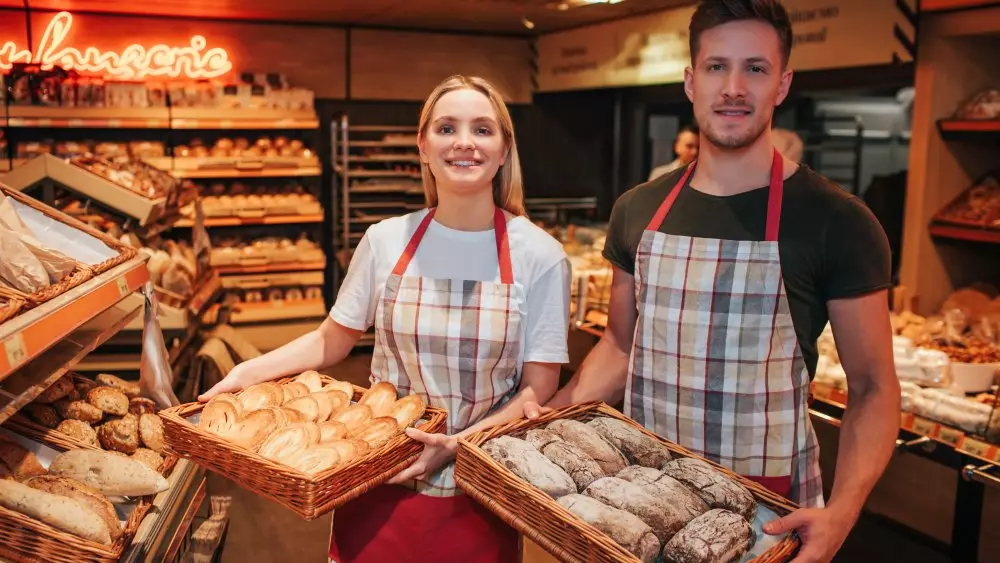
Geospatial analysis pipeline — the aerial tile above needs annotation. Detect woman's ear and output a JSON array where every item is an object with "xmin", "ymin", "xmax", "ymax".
[{"xmin": 418, "ymin": 133, "xmax": 429, "ymax": 164}]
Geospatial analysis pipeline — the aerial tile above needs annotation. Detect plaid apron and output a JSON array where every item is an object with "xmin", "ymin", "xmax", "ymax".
[
  {"xmin": 624, "ymin": 149, "xmax": 824, "ymax": 508},
  {"xmin": 329, "ymin": 207, "xmax": 522, "ymax": 563}
]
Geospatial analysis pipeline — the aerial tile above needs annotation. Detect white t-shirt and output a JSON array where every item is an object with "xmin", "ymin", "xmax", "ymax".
[{"xmin": 330, "ymin": 209, "xmax": 572, "ymax": 366}]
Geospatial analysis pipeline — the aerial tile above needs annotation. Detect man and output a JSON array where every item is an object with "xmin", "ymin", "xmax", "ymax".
[
  {"xmin": 527, "ymin": 0, "xmax": 900, "ymax": 561},
  {"xmin": 648, "ymin": 125, "xmax": 699, "ymax": 181}
]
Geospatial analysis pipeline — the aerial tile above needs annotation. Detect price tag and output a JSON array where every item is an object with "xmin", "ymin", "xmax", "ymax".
[
  {"xmin": 115, "ymin": 276, "xmax": 129, "ymax": 296},
  {"xmin": 960, "ymin": 438, "xmax": 992, "ymax": 460},
  {"xmin": 912, "ymin": 418, "xmax": 936, "ymax": 436},
  {"xmin": 936, "ymin": 426, "xmax": 963, "ymax": 446},
  {"xmin": 3, "ymin": 333, "xmax": 27, "ymax": 369}
]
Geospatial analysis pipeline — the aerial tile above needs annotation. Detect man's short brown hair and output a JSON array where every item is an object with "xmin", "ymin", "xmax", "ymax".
[{"xmin": 689, "ymin": 0, "xmax": 794, "ymax": 67}]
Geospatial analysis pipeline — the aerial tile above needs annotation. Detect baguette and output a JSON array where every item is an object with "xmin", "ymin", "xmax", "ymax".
[
  {"xmin": 24, "ymin": 475, "xmax": 122, "ymax": 541},
  {"xmin": 660, "ymin": 458, "xmax": 757, "ymax": 523},
  {"xmin": 584, "ymin": 476, "xmax": 690, "ymax": 544},
  {"xmin": 482, "ymin": 436, "xmax": 575, "ymax": 498},
  {"xmin": 546, "ymin": 419, "xmax": 628, "ymax": 476},
  {"xmin": 661, "ymin": 509, "xmax": 755, "ymax": 563},
  {"xmin": 0, "ymin": 479, "xmax": 112, "ymax": 545},
  {"xmin": 48, "ymin": 450, "xmax": 169, "ymax": 497},
  {"xmin": 557, "ymin": 494, "xmax": 659, "ymax": 563},
  {"xmin": 587, "ymin": 416, "xmax": 672, "ymax": 468}
]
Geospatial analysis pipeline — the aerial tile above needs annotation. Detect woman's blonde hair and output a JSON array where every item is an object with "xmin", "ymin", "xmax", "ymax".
[{"xmin": 417, "ymin": 75, "xmax": 526, "ymax": 216}]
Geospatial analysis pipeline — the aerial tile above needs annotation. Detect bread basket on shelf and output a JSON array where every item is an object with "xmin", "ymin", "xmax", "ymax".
[
  {"xmin": 455, "ymin": 402, "xmax": 801, "ymax": 563},
  {"xmin": 158, "ymin": 374, "xmax": 447, "ymax": 520},
  {"xmin": 0, "ymin": 289, "xmax": 25, "ymax": 324}
]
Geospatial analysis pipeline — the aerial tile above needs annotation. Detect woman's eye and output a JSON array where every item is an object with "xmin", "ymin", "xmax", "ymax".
[
  {"xmin": 438, "ymin": 124, "xmax": 454, "ymax": 134},
  {"xmin": 476, "ymin": 127, "xmax": 492, "ymax": 135}
]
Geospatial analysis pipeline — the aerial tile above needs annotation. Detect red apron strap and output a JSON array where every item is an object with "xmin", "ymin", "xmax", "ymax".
[
  {"xmin": 390, "ymin": 207, "xmax": 514, "ymax": 284},
  {"xmin": 765, "ymin": 148, "xmax": 784, "ymax": 242},
  {"xmin": 646, "ymin": 161, "xmax": 697, "ymax": 231}
]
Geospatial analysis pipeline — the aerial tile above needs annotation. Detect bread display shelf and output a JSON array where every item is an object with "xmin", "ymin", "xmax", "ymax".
[
  {"xmin": 119, "ymin": 459, "xmax": 205, "ymax": 563},
  {"xmin": 170, "ymin": 156, "xmax": 320, "ymax": 172},
  {"xmin": 173, "ymin": 214, "xmax": 324, "ymax": 228},
  {"xmin": 348, "ymin": 125, "xmax": 418, "ymax": 133},
  {"xmin": 171, "ymin": 167, "xmax": 322, "ymax": 179},
  {"xmin": 220, "ymin": 270, "xmax": 324, "ymax": 290},
  {"xmin": 202, "ymin": 298, "xmax": 327, "ymax": 325},
  {"xmin": 455, "ymin": 402, "xmax": 800, "ymax": 563},
  {"xmin": 214, "ymin": 259, "xmax": 325, "ymax": 275},
  {"xmin": 0, "ymin": 298, "xmax": 141, "ymax": 425},
  {"xmin": 158, "ymin": 377, "xmax": 447, "ymax": 520},
  {"xmin": 929, "ymin": 223, "xmax": 1000, "ymax": 244},
  {"xmin": 348, "ymin": 155, "xmax": 422, "ymax": 163},
  {"xmin": 2, "ymin": 155, "xmax": 168, "ymax": 226},
  {"xmin": 922, "ymin": 0, "xmax": 1000, "ymax": 11},
  {"xmin": 170, "ymin": 108, "xmax": 319, "ymax": 130},
  {"xmin": 5, "ymin": 106, "xmax": 170, "ymax": 129},
  {"xmin": 348, "ymin": 140, "xmax": 417, "ymax": 148},
  {"xmin": 0, "ymin": 256, "xmax": 148, "ymax": 381},
  {"xmin": 336, "ymin": 169, "xmax": 420, "ymax": 179}
]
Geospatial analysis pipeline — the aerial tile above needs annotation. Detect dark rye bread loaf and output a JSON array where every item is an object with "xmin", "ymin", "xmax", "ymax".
[
  {"xmin": 539, "ymin": 439, "xmax": 605, "ymax": 492},
  {"xmin": 546, "ymin": 419, "xmax": 628, "ymax": 476},
  {"xmin": 661, "ymin": 509, "xmax": 755, "ymax": 563},
  {"xmin": 524, "ymin": 429, "xmax": 563, "ymax": 451},
  {"xmin": 660, "ymin": 458, "xmax": 757, "ymax": 523},
  {"xmin": 557, "ymin": 494, "xmax": 660, "ymax": 563},
  {"xmin": 481, "ymin": 436, "xmax": 576, "ymax": 498},
  {"xmin": 616, "ymin": 466, "xmax": 709, "ymax": 524},
  {"xmin": 584, "ymin": 476, "xmax": 690, "ymax": 545},
  {"xmin": 587, "ymin": 416, "xmax": 673, "ymax": 468}
]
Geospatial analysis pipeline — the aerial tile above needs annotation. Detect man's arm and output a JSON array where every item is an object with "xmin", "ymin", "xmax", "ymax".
[
  {"xmin": 825, "ymin": 289, "xmax": 900, "ymax": 519},
  {"xmin": 545, "ymin": 266, "xmax": 638, "ymax": 409}
]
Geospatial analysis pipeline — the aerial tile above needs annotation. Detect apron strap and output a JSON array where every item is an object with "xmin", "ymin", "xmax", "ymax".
[
  {"xmin": 645, "ymin": 148, "xmax": 785, "ymax": 242},
  {"xmin": 390, "ymin": 207, "xmax": 514, "ymax": 284}
]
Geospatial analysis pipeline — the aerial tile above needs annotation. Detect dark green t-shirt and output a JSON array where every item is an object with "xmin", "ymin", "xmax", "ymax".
[{"xmin": 603, "ymin": 164, "xmax": 892, "ymax": 377}]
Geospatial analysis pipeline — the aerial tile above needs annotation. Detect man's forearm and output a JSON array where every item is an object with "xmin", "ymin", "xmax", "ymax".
[
  {"xmin": 827, "ymin": 377, "xmax": 900, "ymax": 518},
  {"xmin": 547, "ymin": 337, "xmax": 630, "ymax": 409}
]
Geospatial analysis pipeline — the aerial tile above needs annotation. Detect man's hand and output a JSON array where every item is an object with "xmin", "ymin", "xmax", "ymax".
[
  {"xmin": 387, "ymin": 428, "xmax": 458, "ymax": 484},
  {"xmin": 198, "ymin": 363, "xmax": 254, "ymax": 402},
  {"xmin": 764, "ymin": 507, "xmax": 855, "ymax": 563}
]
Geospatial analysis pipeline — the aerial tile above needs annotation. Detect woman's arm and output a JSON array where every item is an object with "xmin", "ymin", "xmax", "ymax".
[{"xmin": 458, "ymin": 361, "xmax": 560, "ymax": 438}]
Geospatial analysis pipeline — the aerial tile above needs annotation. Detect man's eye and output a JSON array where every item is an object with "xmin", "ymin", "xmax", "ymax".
[{"xmin": 749, "ymin": 65, "xmax": 766, "ymax": 73}]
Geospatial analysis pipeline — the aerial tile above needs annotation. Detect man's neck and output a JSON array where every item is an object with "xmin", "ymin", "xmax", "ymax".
[{"xmin": 691, "ymin": 131, "xmax": 775, "ymax": 197}]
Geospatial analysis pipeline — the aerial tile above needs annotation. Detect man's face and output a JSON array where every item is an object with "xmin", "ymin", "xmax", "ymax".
[
  {"xmin": 674, "ymin": 131, "xmax": 699, "ymax": 163},
  {"xmin": 685, "ymin": 20, "xmax": 792, "ymax": 150}
]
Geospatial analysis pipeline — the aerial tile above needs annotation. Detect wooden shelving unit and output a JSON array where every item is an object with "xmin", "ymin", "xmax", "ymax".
[
  {"xmin": 928, "ymin": 222, "xmax": 1000, "ymax": 244},
  {"xmin": 936, "ymin": 118, "xmax": 1000, "ymax": 139},
  {"xmin": 6, "ymin": 106, "xmax": 171, "ymax": 129}
]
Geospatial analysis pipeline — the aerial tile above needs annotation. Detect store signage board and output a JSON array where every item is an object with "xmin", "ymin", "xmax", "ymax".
[
  {"xmin": 0, "ymin": 11, "xmax": 233, "ymax": 79},
  {"xmin": 536, "ymin": 0, "xmax": 916, "ymax": 92}
]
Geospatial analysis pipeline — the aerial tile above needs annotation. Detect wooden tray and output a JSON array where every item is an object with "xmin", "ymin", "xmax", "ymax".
[
  {"xmin": 159, "ymin": 376, "xmax": 447, "ymax": 520},
  {"xmin": 455, "ymin": 402, "xmax": 801, "ymax": 563}
]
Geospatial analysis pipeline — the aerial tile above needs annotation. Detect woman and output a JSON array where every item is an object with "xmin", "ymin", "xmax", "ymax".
[{"xmin": 200, "ymin": 75, "xmax": 571, "ymax": 562}]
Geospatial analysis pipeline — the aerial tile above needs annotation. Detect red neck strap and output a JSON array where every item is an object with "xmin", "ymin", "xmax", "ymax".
[
  {"xmin": 646, "ymin": 148, "xmax": 785, "ymax": 242},
  {"xmin": 391, "ymin": 207, "xmax": 514, "ymax": 284}
]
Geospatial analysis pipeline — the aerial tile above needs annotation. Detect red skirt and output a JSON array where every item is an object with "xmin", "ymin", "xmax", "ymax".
[{"xmin": 328, "ymin": 484, "xmax": 520, "ymax": 563}]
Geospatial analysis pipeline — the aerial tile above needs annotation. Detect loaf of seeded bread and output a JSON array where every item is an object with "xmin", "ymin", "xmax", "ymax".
[
  {"xmin": 481, "ymin": 436, "xmax": 576, "ymax": 498},
  {"xmin": 660, "ymin": 458, "xmax": 758, "ymax": 523},
  {"xmin": 587, "ymin": 417, "xmax": 673, "ymax": 468},
  {"xmin": 557, "ymin": 494, "xmax": 660, "ymax": 563},
  {"xmin": 546, "ymin": 419, "xmax": 628, "ymax": 476},
  {"xmin": 661, "ymin": 509, "xmax": 755, "ymax": 563},
  {"xmin": 616, "ymin": 466, "xmax": 709, "ymax": 525},
  {"xmin": 585, "ymin": 476, "xmax": 696, "ymax": 545}
]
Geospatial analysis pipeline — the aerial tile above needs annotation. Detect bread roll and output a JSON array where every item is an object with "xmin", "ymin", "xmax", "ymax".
[
  {"xmin": 87, "ymin": 386, "xmax": 129, "ymax": 416},
  {"xmin": 660, "ymin": 458, "xmax": 757, "ymax": 523},
  {"xmin": 54, "ymin": 399, "xmax": 103, "ymax": 424},
  {"xmin": 95, "ymin": 374, "xmax": 140, "ymax": 399},
  {"xmin": 48, "ymin": 450, "xmax": 169, "ymax": 497},
  {"xmin": 557, "ymin": 494, "xmax": 660, "ymax": 563},
  {"xmin": 616, "ymin": 466, "xmax": 709, "ymax": 524},
  {"xmin": 294, "ymin": 370, "xmax": 324, "ymax": 393},
  {"xmin": 98, "ymin": 415, "xmax": 140, "ymax": 454},
  {"xmin": 661, "ymin": 509, "xmax": 755, "ymax": 563},
  {"xmin": 281, "ymin": 382, "xmax": 310, "ymax": 403},
  {"xmin": 482, "ymin": 436, "xmax": 575, "ymax": 498},
  {"xmin": 257, "ymin": 423, "xmax": 320, "ymax": 462},
  {"xmin": 587, "ymin": 417, "xmax": 672, "ymax": 469},
  {"xmin": 388, "ymin": 395, "xmax": 426, "ymax": 429},
  {"xmin": 284, "ymin": 396, "xmax": 320, "ymax": 422},
  {"xmin": 359, "ymin": 381, "xmax": 397, "ymax": 417},
  {"xmin": 139, "ymin": 413, "xmax": 165, "ymax": 453},
  {"xmin": 524, "ymin": 429, "xmax": 564, "ymax": 451},
  {"xmin": 24, "ymin": 475, "xmax": 122, "ymax": 540},
  {"xmin": 332, "ymin": 404, "xmax": 373, "ymax": 434},
  {"xmin": 35, "ymin": 375, "xmax": 75, "ymax": 404},
  {"xmin": 0, "ymin": 479, "xmax": 111, "ymax": 545},
  {"xmin": 238, "ymin": 382, "xmax": 284, "ymax": 411},
  {"xmin": 131, "ymin": 448, "xmax": 164, "ymax": 471},
  {"xmin": 0, "ymin": 438, "xmax": 46, "ymax": 480},
  {"xmin": 24, "ymin": 404, "xmax": 60, "ymax": 429},
  {"xmin": 57, "ymin": 419, "xmax": 99, "ymax": 447},
  {"xmin": 128, "ymin": 398, "xmax": 157, "ymax": 416},
  {"xmin": 323, "ymin": 380, "xmax": 356, "ymax": 401},
  {"xmin": 546, "ymin": 419, "xmax": 628, "ymax": 476},
  {"xmin": 287, "ymin": 446, "xmax": 341, "ymax": 474},
  {"xmin": 585, "ymin": 476, "xmax": 691, "ymax": 544},
  {"xmin": 75, "ymin": 378, "xmax": 99, "ymax": 398},
  {"xmin": 318, "ymin": 421, "xmax": 349, "ymax": 442},
  {"xmin": 349, "ymin": 417, "xmax": 401, "ymax": 448}
]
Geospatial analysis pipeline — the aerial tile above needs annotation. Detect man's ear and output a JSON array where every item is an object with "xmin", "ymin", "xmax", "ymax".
[
  {"xmin": 684, "ymin": 66, "xmax": 695, "ymax": 104},
  {"xmin": 776, "ymin": 69, "xmax": 794, "ymax": 106}
]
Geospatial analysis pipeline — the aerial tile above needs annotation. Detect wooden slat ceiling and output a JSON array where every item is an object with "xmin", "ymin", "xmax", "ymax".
[{"xmin": 18, "ymin": 0, "xmax": 693, "ymax": 34}]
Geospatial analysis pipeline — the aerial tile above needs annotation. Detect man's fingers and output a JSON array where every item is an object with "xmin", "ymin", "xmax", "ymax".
[{"xmin": 763, "ymin": 510, "xmax": 808, "ymax": 535}]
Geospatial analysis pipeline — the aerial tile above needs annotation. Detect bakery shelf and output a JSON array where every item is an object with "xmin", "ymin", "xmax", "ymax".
[
  {"xmin": 347, "ymin": 155, "xmax": 422, "ymax": 163},
  {"xmin": 202, "ymin": 297, "xmax": 327, "ymax": 325},
  {"xmin": 937, "ymin": 118, "xmax": 1000, "ymax": 139},
  {"xmin": 214, "ymin": 259, "xmax": 326, "ymax": 275},
  {"xmin": 339, "ymin": 169, "xmax": 420, "ymax": 179},
  {"xmin": 0, "ymin": 296, "xmax": 141, "ymax": 425},
  {"xmin": 348, "ymin": 140, "xmax": 417, "ymax": 148},
  {"xmin": 173, "ymin": 213, "xmax": 323, "ymax": 228},
  {"xmin": 171, "ymin": 107, "xmax": 319, "ymax": 130},
  {"xmin": 349, "ymin": 185, "xmax": 423, "ymax": 195},
  {"xmin": 0, "ymin": 256, "xmax": 149, "ymax": 380},
  {"xmin": 348, "ymin": 125, "xmax": 418, "ymax": 133},
  {"xmin": 929, "ymin": 222, "xmax": 1000, "ymax": 244},
  {"xmin": 2, "ymin": 154, "xmax": 170, "ymax": 226},
  {"xmin": 220, "ymin": 270, "xmax": 325, "ymax": 289},
  {"xmin": 921, "ymin": 0, "xmax": 1000, "ymax": 11},
  {"xmin": 5, "ymin": 106, "xmax": 171, "ymax": 128},
  {"xmin": 172, "ymin": 167, "xmax": 322, "ymax": 179},
  {"xmin": 121, "ymin": 459, "xmax": 207, "ymax": 563},
  {"xmin": 171, "ymin": 156, "xmax": 320, "ymax": 171}
]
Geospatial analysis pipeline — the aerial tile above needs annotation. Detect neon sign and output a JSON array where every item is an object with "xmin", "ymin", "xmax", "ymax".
[{"xmin": 0, "ymin": 11, "xmax": 233, "ymax": 80}]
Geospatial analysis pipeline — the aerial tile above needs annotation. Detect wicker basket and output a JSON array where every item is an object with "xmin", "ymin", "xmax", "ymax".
[
  {"xmin": 159, "ymin": 376, "xmax": 448, "ymax": 520},
  {"xmin": 0, "ymin": 290, "xmax": 25, "ymax": 324},
  {"xmin": 455, "ymin": 402, "xmax": 802, "ymax": 563},
  {"xmin": 0, "ymin": 492, "xmax": 151, "ymax": 563}
]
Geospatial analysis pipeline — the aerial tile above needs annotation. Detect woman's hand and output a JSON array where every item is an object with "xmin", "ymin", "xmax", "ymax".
[
  {"xmin": 198, "ymin": 362, "xmax": 256, "ymax": 402},
  {"xmin": 387, "ymin": 428, "xmax": 459, "ymax": 484}
]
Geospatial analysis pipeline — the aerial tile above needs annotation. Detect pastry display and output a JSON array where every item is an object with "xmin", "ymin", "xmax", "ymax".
[
  {"xmin": 0, "ymin": 193, "xmax": 81, "ymax": 295},
  {"xmin": 933, "ymin": 174, "xmax": 1000, "ymax": 230},
  {"xmin": 210, "ymin": 232, "xmax": 323, "ymax": 267},
  {"xmin": 198, "ymin": 373, "xmax": 426, "ymax": 475},
  {"xmin": 480, "ymin": 415, "xmax": 767, "ymax": 563},
  {"xmin": 71, "ymin": 156, "xmax": 180, "ymax": 201},
  {"xmin": 952, "ymin": 88, "xmax": 1000, "ymax": 120},
  {"xmin": 173, "ymin": 135, "xmax": 317, "ymax": 162}
]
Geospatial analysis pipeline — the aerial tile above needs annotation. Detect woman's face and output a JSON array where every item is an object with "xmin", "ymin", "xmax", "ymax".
[{"xmin": 420, "ymin": 88, "xmax": 507, "ymax": 195}]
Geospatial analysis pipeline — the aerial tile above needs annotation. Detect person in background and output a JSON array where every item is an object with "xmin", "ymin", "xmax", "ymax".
[
  {"xmin": 526, "ymin": 0, "xmax": 900, "ymax": 561},
  {"xmin": 201, "ymin": 75, "xmax": 571, "ymax": 563},
  {"xmin": 772, "ymin": 126, "xmax": 804, "ymax": 161},
  {"xmin": 648, "ymin": 124, "xmax": 700, "ymax": 180}
]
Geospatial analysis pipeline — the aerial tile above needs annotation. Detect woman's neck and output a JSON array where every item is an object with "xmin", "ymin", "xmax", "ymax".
[{"xmin": 433, "ymin": 186, "xmax": 496, "ymax": 231}]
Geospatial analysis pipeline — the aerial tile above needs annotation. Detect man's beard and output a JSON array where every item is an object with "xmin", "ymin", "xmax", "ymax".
[{"xmin": 701, "ymin": 110, "xmax": 771, "ymax": 150}]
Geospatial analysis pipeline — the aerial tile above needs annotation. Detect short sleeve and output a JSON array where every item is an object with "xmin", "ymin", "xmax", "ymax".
[
  {"xmin": 523, "ymin": 259, "xmax": 572, "ymax": 364},
  {"xmin": 821, "ymin": 197, "xmax": 893, "ymax": 301},
  {"xmin": 329, "ymin": 234, "xmax": 377, "ymax": 330},
  {"xmin": 602, "ymin": 191, "xmax": 636, "ymax": 275}
]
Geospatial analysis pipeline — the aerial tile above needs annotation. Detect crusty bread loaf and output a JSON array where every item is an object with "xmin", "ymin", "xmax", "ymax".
[
  {"xmin": 35, "ymin": 375, "xmax": 75, "ymax": 404},
  {"xmin": 616, "ymin": 466, "xmax": 709, "ymax": 525},
  {"xmin": 0, "ymin": 438, "xmax": 46, "ymax": 480},
  {"xmin": 661, "ymin": 458, "xmax": 757, "ymax": 523},
  {"xmin": 24, "ymin": 475, "xmax": 122, "ymax": 540},
  {"xmin": 547, "ymin": 419, "xmax": 628, "ymax": 476},
  {"xmin": 587, "ymin": 417, "xmax": 672, "ymax": 468},
  {"xmin": 538, "ymin": 440, "xmax": 605, "ymax": 492},
  {"xmin": 661, "ymin": 509, "xmax": 755, "ymax": 563},
  {"xmin": 87, "ymin": 386, "xmax": 129, "ymax": 416},
  {"xmin": 293, "ymin": 370, "xmax": 324, "ymax": 393},
  {"xmin": 524, "ymin": 429, "xmax": 563, "ymax": 451},
  {"xmin": 482, "ymin": 436, "xmax": 575, "ymax": 498},
  {"xmin": 0, "ymin": 479, "xmax": 112, "ymax": 545},
  {"xmin": 584, "ymin": 476, "xmax": 692, "ymax": 544},
  {"xmin": 24, "ymin": 404, "xmax": 60, "ymax": 429},
  {"xmin": 48, "ymin": 450, "xmax": 168, "ymax": 497},
  {"xmin": 557, "ymin": 494, "xmax": 660, "ymax": 563}
]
